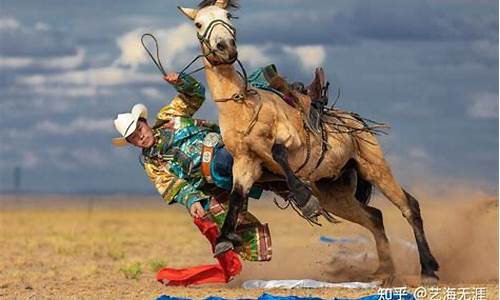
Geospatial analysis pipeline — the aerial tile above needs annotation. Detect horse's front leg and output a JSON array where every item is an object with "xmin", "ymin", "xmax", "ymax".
[
  {"xmin": 214, "ymin": 155, "xmax": 262, "ymax": 257},
  {"xmin": 271, "ymin": 143, "xmax": 321, "ymax": 219}
]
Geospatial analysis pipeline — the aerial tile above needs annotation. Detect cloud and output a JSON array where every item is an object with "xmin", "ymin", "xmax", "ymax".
[
  {"xmin": 14, "ymin": 23, "xmax": 199, "ymax": 88},
  {"xmin": 35, "ymin": 118, "xmax": 114, "ymax": 135},
  {"xmin": 282, "ymin": 45, "xmax": 326, "ymax": 72},
  {"xmin": 17, "ymin": 66, "xmax": 157, "ymax": 86},
  {"xmin": 114, "ymin": 23, "xmax": 198, "ymax": 70},
  {"xmin": 71, "ymin": 147, "xmax": 109, "ymax": 168},
  {"xmin": 140, "ymin": 87, "xmax": 163, "ymax": 99},
  {"xmin": 466, "ymin": 92, "xmax": 499, "ymax": 119},
  {"xmin": 0, "ymin": 57, "xmax": 32, "ymax": 68},
  {"xmin": 21, "ymin": 151, "xmax": 39, "ymax": 168},
  {"xmin": 239, "ymin": 9, "xmax": 353, "ymax": 46},
  {"xmin": 0, "ymin": 17, "xmax": 77, "ymax": 57},
  {"xmin": 0, "ymin": 18, "xmax": 20, "ymax": 30},
  {"xmin": 237, "ymin": 44, "xmax": 273, "ymax": 68},
  {"xmin": 408, "ymin": 147, "xmax": 431, "ymax": 161},
  {"xmin": 415, "ymin": 39, "xmax": 498, "ymax": 68},
  {"xmin": 0, "ymin": 48, "xmax": 86, "ymax": 70},
  {"xmin": 30, "ymin": 85, "xmax": 110, "ymax": 98},
  {"xmin": 115, "ymin": 28, "xmax": 150, "ymax": 69},
  {"xmin": 470, "ymin": 40, "xmax": 498, "ymax": 66},
  {"xmin": 34, "ymin": 22, "xmax": 50, "ymax": 32},
  {"xmin": 39, "ymin": 48, "xmax": 86, "ymax": 70},
  {"xmin": 385, "ymin": 148, "xmax": 433, "ymax": 186}
]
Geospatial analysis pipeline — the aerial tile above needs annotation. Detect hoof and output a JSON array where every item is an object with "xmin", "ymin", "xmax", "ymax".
[
  {"xmin": 429, "ymin": 257, "xmax": 440, "ymax": 271},
  {"xmin": 421, "ymin": 273, "xmax": 439, "ymax": 285},
  {"xmin": 299, "ymin": 194, "xmax": 321, "ymax": 218},
  {"xmin": 214, "ymin": 240, "xmax": 234, "ymax": 257},
  {"xmin": 380, "ymin": 274, "xmax": 397, "ymax": 287}
]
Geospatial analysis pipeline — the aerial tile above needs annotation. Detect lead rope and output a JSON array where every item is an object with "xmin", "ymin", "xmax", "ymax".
[
  {"xmin": 141, "ymin": 33, "xmax": 167, "ymax": 76},
  {"xmin": 141, "ymin": 33, "xmax": 211, "ymax": 79}
]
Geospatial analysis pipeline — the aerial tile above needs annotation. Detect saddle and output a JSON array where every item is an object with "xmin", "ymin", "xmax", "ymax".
[
  {"xmin": 307, "ymin": 67, "xmax": 329, "ymax": 131},
  {"xmin": 268, "ymin": 67, "xmax": 329, "ymax": 132}
]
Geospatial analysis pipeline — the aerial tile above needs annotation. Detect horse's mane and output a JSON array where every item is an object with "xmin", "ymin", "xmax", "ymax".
[{"xmin": 197, "ymin": 0, "xmax": 239, "ymax": 10}]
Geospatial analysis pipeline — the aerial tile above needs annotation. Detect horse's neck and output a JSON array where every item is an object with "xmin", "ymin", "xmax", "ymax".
[{"xmin": 204, "ymin": 60, "xmax": 244, "ymax": 102}]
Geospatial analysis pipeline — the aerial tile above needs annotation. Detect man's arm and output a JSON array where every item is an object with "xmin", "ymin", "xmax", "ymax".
[
  {"xmin": 156, "ymin": 73, "xmax": 206, "ymax": 120},
  {"xmin": 143, "ymin": 161, "xmax": 209, "ymax": 212}
]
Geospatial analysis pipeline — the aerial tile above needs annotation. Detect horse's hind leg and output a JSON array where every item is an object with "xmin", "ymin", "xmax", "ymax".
[
  {"xmin": 315, "ymin": 177, "xmax": 395, "ymax": 275},
  {"xmin": 358, "ymin": 159, "xmax": 439, "ymax": 281}
]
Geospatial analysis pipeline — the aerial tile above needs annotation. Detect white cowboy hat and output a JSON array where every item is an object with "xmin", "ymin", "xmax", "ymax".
[{"xmin": 112, "ymin": 103, "xmax": 148, "ymax": 147}]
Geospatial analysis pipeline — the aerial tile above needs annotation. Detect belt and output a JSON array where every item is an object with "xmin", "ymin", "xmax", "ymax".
[{"xmin": 201, "ymin": 133, "xmax": 222, "ymax": 183}]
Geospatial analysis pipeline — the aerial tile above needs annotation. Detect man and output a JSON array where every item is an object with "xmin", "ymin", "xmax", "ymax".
[{"xmin": 112, "ymin": 72, "xmax": 271, "ymax": 266}]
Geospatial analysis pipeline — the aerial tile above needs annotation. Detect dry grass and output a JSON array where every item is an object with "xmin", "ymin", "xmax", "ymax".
[{"xmin": 0, "ymin": 193, "xmax": 497, "ymax": 299}]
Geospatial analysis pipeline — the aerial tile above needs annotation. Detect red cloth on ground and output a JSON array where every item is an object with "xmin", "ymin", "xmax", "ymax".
[{"xmin": 156, "ymin": 217, "xmax": 242, "ymax": 286}]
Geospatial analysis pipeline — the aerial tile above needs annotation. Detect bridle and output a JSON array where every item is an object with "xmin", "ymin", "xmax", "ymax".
[
  {"xmin": 170, "ymin": 16, "xmax": 253, "ymax": 105},
  {"xmin": 196, "ymin": 19, "xmax": 237, "ymax": 65}
]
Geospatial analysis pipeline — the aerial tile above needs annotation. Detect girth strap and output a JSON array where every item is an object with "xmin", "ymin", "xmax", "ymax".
[
  {"xmin": 294, "ymin": 119, "xmax": 329, "ymax": 177},
  {"xmin": 294, "ymin": 128, "xmax": 311, "ymax": 175}
]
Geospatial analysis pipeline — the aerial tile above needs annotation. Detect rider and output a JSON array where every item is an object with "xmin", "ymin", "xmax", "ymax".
[{"xmin": 112, "ymin": 72, "xmax": 270, "ymax": 260}]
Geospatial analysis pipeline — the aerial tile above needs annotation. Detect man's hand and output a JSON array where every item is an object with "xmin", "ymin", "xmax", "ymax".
[
  {"xmin": 164, "ymin": 72, "xmax": 182, "ymax": 85},
  {"xmin": 190, "ymin": 202, "xmax": 206, "ymax": 218}
]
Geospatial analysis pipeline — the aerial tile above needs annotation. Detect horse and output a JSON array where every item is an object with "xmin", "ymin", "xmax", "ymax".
[{"xmin": 177, "ymin": 0, "xmax": 439, "ymax": 282}]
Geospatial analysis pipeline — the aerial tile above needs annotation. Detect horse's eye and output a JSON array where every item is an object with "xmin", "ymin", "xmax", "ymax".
[{"xmin": 195, "ymin": 22, "xmax": 202, "ymax": 29}]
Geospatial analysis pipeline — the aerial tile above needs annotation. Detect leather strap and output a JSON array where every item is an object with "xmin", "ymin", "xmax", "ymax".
[
  {"xmin": 201, "ymin": 145, "xmax": 215, "ymax": 183},
  {"xmin": 201, "ymin": 133, "xmax": 222, "ymax": 183}
]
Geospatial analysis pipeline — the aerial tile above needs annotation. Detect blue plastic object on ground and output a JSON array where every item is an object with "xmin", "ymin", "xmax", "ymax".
[
  {"xmin": 319, "ymin": 235, "xmax": 369, "ymax": 244},
  {"xmin": 157, "ymin": 294, "xmax": 323, "ymax": 300},
  {"xmin": 157, "ymin": 292, "xmax": 416, "ymax": 300}
]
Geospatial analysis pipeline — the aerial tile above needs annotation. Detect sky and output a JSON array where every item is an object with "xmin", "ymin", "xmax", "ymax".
[{"xmin": 0, "ymin": 0, "xmax": 498, "ymax": 195}]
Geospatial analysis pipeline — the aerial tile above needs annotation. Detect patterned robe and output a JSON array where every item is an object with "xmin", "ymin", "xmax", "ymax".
[{"xmin": 142, "ymin": 75, "xmax": 216, "ymax": 209}]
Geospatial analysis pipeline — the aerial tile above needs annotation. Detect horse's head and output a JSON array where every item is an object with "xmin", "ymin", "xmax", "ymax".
[{"xmin": 178, "ymin": 0, "xmax": 238, "ymax": 65}]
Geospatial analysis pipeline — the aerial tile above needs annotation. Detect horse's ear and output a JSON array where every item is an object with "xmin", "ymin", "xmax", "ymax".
[
  {"xmin": 177, "ymin": 6, "xmax": 198, "ymax": 20},
  {"xmin": 215, "ymin": 0, "xmax": 229, "ymax": 9}
]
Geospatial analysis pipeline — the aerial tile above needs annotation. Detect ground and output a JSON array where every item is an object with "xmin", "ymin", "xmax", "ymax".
[{"xmin": 0, "ymin": 189, "xmax": 498, "ymax": 299}]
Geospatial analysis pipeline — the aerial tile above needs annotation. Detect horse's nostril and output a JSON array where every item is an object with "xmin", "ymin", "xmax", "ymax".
[
  {"xmin": 230, "ymin": 39, "xmax": 235, "ymax": 47},
  {"xmin": 216, "ymin": 42, "xmax": 225, "ymax": 51}
]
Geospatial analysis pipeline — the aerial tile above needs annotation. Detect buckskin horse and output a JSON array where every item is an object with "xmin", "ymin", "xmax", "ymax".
[{"xmin": 177, "ymin": 0, "xmax": 439, "ymax": 282}]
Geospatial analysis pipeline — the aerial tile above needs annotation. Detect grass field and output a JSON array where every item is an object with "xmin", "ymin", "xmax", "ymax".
[{"xmin": 0, "ymin": 191, "xmax": 498, "ymax": 299}]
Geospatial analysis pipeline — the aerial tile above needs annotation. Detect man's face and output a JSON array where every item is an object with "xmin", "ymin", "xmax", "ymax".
[{"xmin": 126, "ymin": 119, "xmax": 155, "ymax": 148}]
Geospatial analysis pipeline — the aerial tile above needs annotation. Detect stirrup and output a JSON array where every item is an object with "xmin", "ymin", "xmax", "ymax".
[
  {"xmin": 214, "ymin": 240, "xmax": 234, "ymax": 257},
  {"xmin": 213, "ymin": 232, "xmax": 243, "ymax": 257},
  {"xmin": 297, "ymin": 194, "xmax": 321, "ymax": 219}
]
